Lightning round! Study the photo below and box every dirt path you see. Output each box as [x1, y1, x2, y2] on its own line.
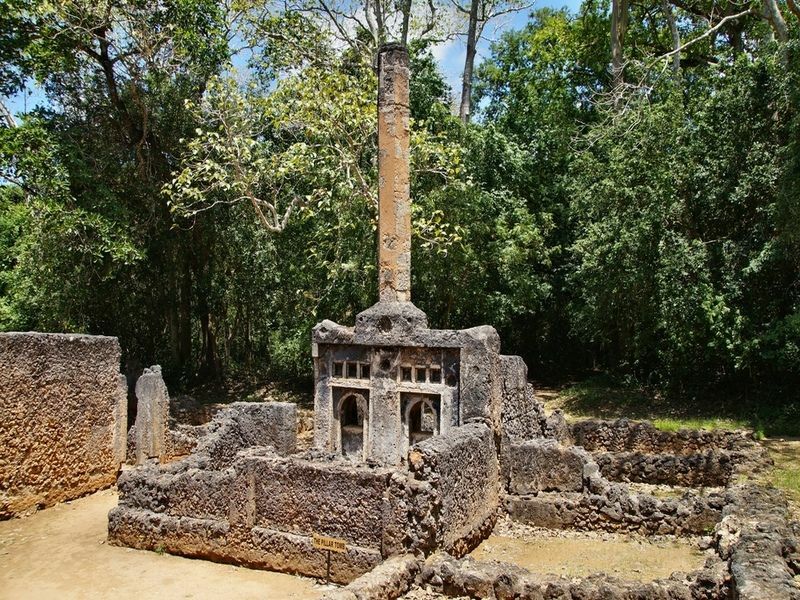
[0, 489, 325, 600]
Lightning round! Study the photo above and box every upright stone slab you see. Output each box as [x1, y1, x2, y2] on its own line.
[133, 365, 170, 464]
[0, 332, 127, 517]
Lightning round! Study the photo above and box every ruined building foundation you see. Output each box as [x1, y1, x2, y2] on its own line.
[0, 42, 787, 599]
[104, 44, 800, 599]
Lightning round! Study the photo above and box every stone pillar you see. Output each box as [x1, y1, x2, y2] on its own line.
[133, 365, 170, 464]
[377, 43, 411, 303]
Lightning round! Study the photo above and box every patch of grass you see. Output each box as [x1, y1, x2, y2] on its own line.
[652, 417, 749, 433]
[541, 374, 797, 437]
[552, 375, 653, 420]
[772, 467, 800, 496]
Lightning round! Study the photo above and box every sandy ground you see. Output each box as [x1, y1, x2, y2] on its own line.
[0, 489, 326, 600]
[471, 534, 706, 580]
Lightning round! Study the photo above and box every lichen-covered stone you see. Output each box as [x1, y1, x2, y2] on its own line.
[0, 332, 126, 518]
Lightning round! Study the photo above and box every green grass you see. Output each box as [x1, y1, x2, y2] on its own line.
[772, 467, 800, 496]
[542, 374, 800, 437]
[652, 417, 750, 433]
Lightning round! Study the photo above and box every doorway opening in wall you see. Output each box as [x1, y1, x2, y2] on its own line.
[402, 393, 441, 448]
[337, 392, 368, 459]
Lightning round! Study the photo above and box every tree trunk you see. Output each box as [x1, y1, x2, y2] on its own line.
[401, 0, 412, 45]
[762, 0, 789, 41]
[459, 0, 480, 123]
[787, 0, 800, 20]
[610, 0, 629, 93]
[662, 0, 681, 73]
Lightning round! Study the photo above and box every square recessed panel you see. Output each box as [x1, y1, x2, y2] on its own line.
[415, 367, 427, 383]
[360, 363, 370, 379]
[429, 367, 441, 383]
[333, 362, 344, 378]
[347, 362, 359, 378]
[401, 366, 413, 382]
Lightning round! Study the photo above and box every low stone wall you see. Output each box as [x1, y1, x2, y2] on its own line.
[321, 554, 421, 600]
[715, 484, 800, 599]
[408, 421, 500, 555]
[417, 552, 731, 600]
[196, 402, 297, 468]
[506, 439, 592, 494]
[571, 418, 756, 454]
[110, 402, 398, 583]
[502, 439, 723, 535]
[505, 487, 723, 536]
[594, 449, 733, 487]
[0, 332, 127, 518]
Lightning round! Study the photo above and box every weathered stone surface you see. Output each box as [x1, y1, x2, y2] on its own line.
[594, 449, 733, 487]
[499, 355, 545, 442]
[0, 332, 126, 518]
[716, 484, 800, 600]
[133, 365, 170, 464]
[544, 410, 573, 445]
[418, 552, 730, 600]
[325, 554, 421, 600]
[377, 43, 411, 303]
[572, 418, 758, 455]
[196, 401, 297, 468]
[504, 483, 723, 536]
[507, 439, 590, 493]
[408, 421, 500, 554]
[245, 452, 394, 548]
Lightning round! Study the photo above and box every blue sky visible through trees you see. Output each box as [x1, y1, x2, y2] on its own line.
[3, 0, 582, 119]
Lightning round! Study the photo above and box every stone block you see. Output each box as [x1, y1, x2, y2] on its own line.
[507, 439, 589, 493]
[0, 332, 126, 517]
[409, 422, 500, 552]
[133, 365, 170, 464]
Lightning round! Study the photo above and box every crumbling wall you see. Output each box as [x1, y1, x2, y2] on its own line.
[716, 484, 800, 600]
[417, 552, 731, 600]
[502, 438, 724, 535]
[196, 402, 297, 468]
[0, 332, 126, 518]
[569, 418, 769, 488]
[572, 418, 756, 454]
[408, 421, 500, 555]
[110, 402, 399, 583]
[498, 356, 544, 442]
[594, 449, 733, 487]
[506, 439, 592, 494]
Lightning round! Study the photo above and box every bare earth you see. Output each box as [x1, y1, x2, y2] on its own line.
[471, 521, 707, 581]
[0, 489, 324, 600]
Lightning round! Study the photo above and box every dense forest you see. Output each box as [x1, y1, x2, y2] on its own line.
[0, 0, 798, 419]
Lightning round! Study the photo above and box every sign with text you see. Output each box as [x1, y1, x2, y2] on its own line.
[312, 533, 347, 554]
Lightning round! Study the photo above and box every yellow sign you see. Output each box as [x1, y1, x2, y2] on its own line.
[312, 533, 347, 554]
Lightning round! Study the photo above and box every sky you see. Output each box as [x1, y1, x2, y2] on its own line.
[3, 0, 582, 119]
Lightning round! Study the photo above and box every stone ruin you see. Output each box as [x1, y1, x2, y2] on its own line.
[0, 43, 798, 600]
[104, 44, 800, 599]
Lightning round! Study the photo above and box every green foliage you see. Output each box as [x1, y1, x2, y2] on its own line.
[0, 0, 797, 421]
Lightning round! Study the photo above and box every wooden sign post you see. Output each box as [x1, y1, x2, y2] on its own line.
[312, 533, 347, 584]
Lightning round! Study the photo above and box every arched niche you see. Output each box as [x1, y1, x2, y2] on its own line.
[336, 392, 369, 460]
[402, 393, 440, 452]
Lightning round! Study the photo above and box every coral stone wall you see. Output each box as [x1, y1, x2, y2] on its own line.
[0, 332, 127, 518]
[408, 421, 500, 554]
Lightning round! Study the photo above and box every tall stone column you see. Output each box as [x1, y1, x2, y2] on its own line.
[377, 43, 411, 303]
